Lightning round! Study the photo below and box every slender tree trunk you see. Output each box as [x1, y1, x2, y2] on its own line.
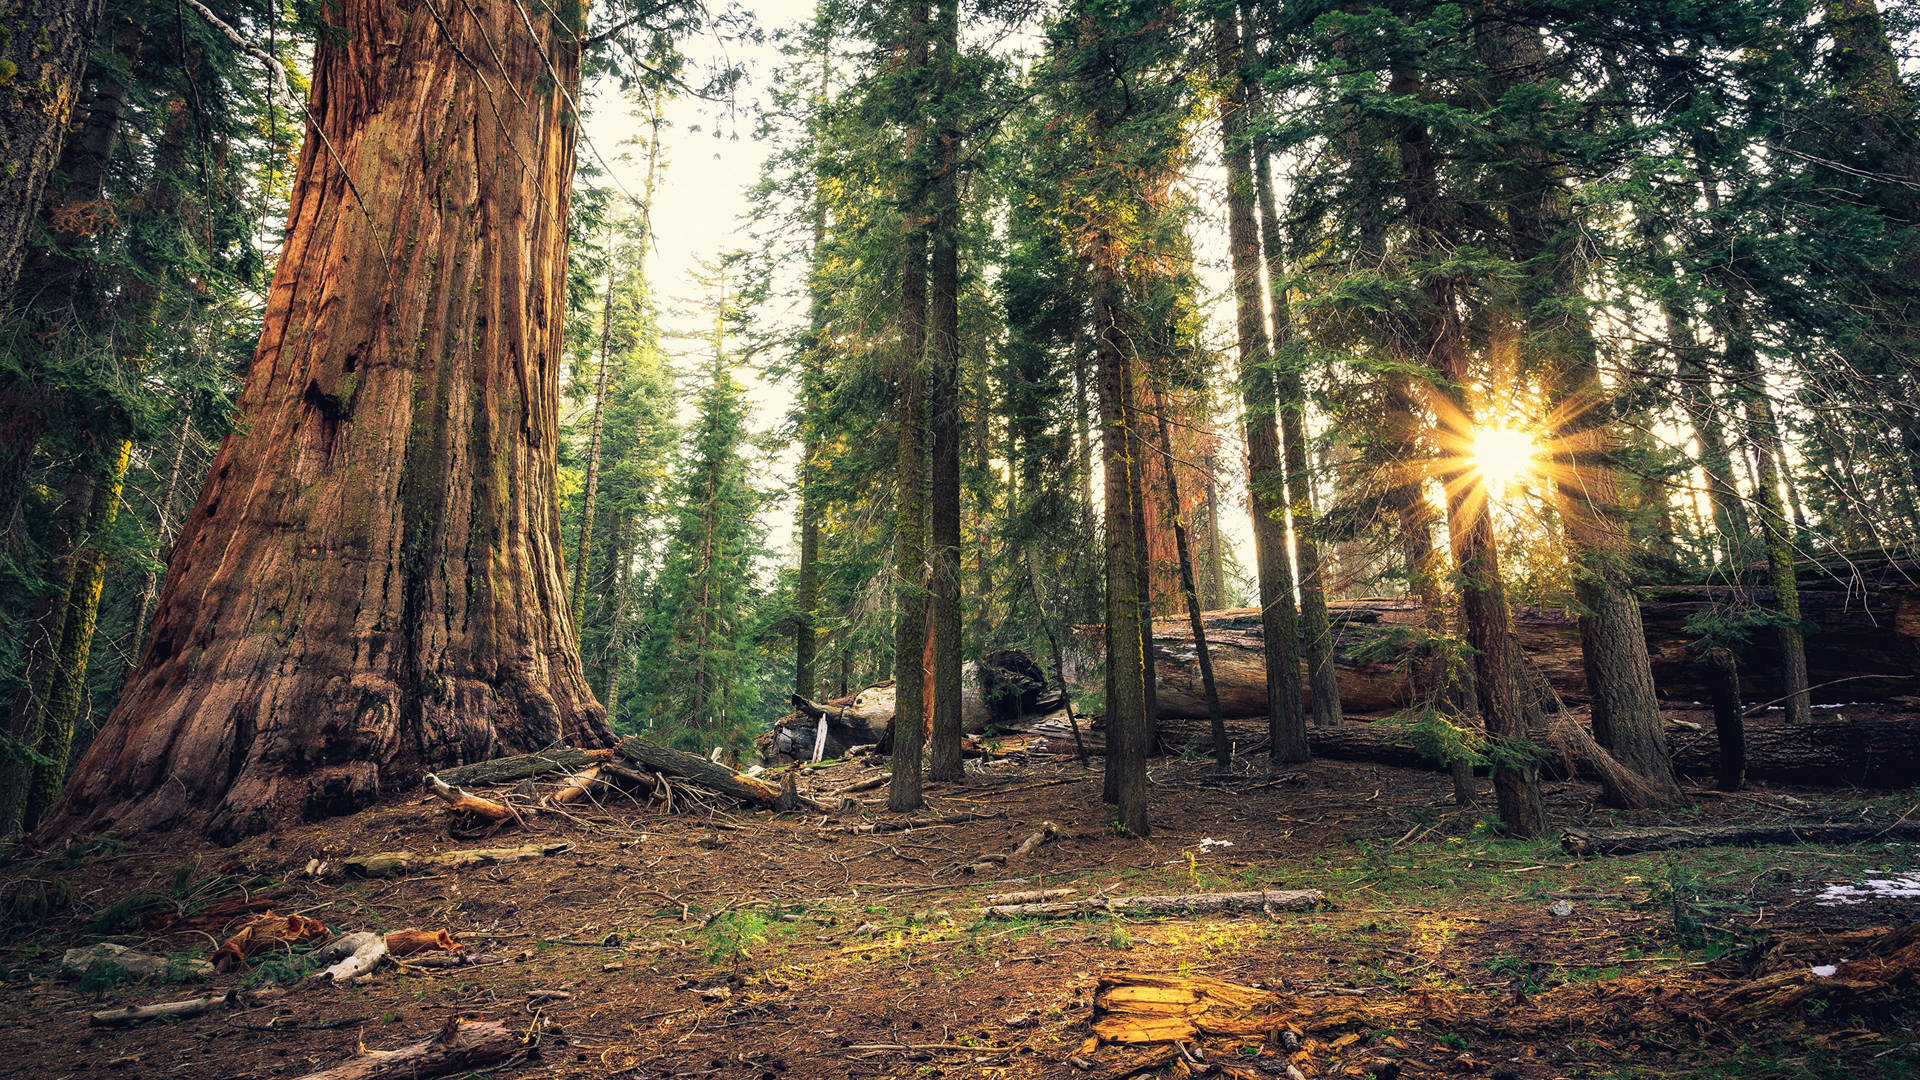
[888, 0, 932, 814]
[1092, 283, 1150, 834]
[1394, 66, 1544, 838]
[1152, 383, 1227, 771]
[795, 34, 832, 704]
[1122, 348, 1158, 737]
[1665, 298, 1750, 568]
[1215, 10, 1306, 765]
[572, 243, 617, 622]
[42, 0, 610, 842]
[1252, 126, 1340, 729]
[925, 0, 964, 784]
[21, 439, 131, 830]
[1701, 176, 1812, 725]
[0, 0, 103, 308]
[133, 418, 195, 656]
[0, 467, 93, 835]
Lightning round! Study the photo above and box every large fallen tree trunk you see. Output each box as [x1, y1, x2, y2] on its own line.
[1563, 820, 1920, 856]
[296, 1018, 519, 1080]
[1122, 575, 1920, 717]
[1147, 708, 1920, 788]
[615, 736, 789, 808]
[762, 649, 1063, 762]
[434, 748, 612, 787]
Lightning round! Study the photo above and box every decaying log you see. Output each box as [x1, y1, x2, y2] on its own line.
[615, 736, 791, 808]
[968, 821, 1059, 874]
[1127, 577, 1920, 718]
[1562, 820, 1920, 856]
[547, 766, 606, 805]
[294, 1018, 519, 1080]
[765, 650, 1059, 762]
[343, 843, 570, 879]
[1147, 709, 1920, 788]
[982, 888, 1078, 906]
[423, 775, 518, 823]
[311, 931, 388, 983]
[434, 748, 612, 788]
[840, 810, 999, 835]
[983, 889, 1326, 919]
[90, 988, 285, 1026]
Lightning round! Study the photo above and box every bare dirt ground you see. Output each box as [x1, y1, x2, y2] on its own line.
[4, 737, 1919, 1080]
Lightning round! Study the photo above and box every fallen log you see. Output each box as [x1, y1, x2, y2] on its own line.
[343, 843, 570, 879]
[615, 735, 789, 808]
[90, 988, 285, 1027]
[982, 888, 1077, 906]
[1122, 576, 1920, 719]
[1562, 820, 1920, 856]
[423, 775, 519, 823]
[434, 748, 612, 788]
[983, 889, 1326, 919]
[763, 650, 1058, 762]
[1145, 709, 1920, 788]
[295, 1018, 519, 1080]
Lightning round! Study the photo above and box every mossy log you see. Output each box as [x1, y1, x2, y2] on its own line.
[435, 748, 612, 787]
[1562, 820, 1920, 856]
[615, 736, 786, 807]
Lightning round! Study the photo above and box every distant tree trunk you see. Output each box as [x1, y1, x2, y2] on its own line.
[0, 467, 93, 835]
[1701, 175, 1811, 726]
[1092, 278, 1150, 834]
[1664, 296, 1750, 568]
[21, 439, 130, 830]
[0, 0, 103, 308]
[1252, 126, 1340, 729]
[1151, 382, 1227, 771]
[1122, 344, 1158, 736]
[133, 418, 195, 656]
[1698, 645, 1745, 791]
[1216, 9, 1306, 765]
[0, 59, 127, 546]
[1394, 65, 1544, 838]
[572, 245, 617, 623]
[888, 0, 932, 814]
[795, 34, 832, 704]
[926, 0, 964, 784]
[41, 0, 610, 842]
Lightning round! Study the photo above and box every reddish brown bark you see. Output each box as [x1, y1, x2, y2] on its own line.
[43, 0, 608, 842]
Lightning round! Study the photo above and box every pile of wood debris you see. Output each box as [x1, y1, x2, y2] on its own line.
[1072, 924, 1920, 1078]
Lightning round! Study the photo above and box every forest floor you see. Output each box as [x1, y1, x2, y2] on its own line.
[3, 726, 1920, 1080]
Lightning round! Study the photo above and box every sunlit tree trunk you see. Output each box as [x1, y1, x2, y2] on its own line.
[42, 0, 609, 842]
[1252, 129, 1341, 729]
[1216, 9, 1306, 765]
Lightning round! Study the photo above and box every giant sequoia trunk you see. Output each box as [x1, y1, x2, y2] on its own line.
[42, 0, 609, 842]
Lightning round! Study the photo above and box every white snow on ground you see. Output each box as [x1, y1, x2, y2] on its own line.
[1816, 873, 1920, 905]
[1811, 964, 1840, 977]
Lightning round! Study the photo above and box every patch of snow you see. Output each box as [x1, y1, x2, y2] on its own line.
[1811, 964, 1839, 977]
[1197, 837, 1234, 853]
[1816, 873, 1920, 905]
